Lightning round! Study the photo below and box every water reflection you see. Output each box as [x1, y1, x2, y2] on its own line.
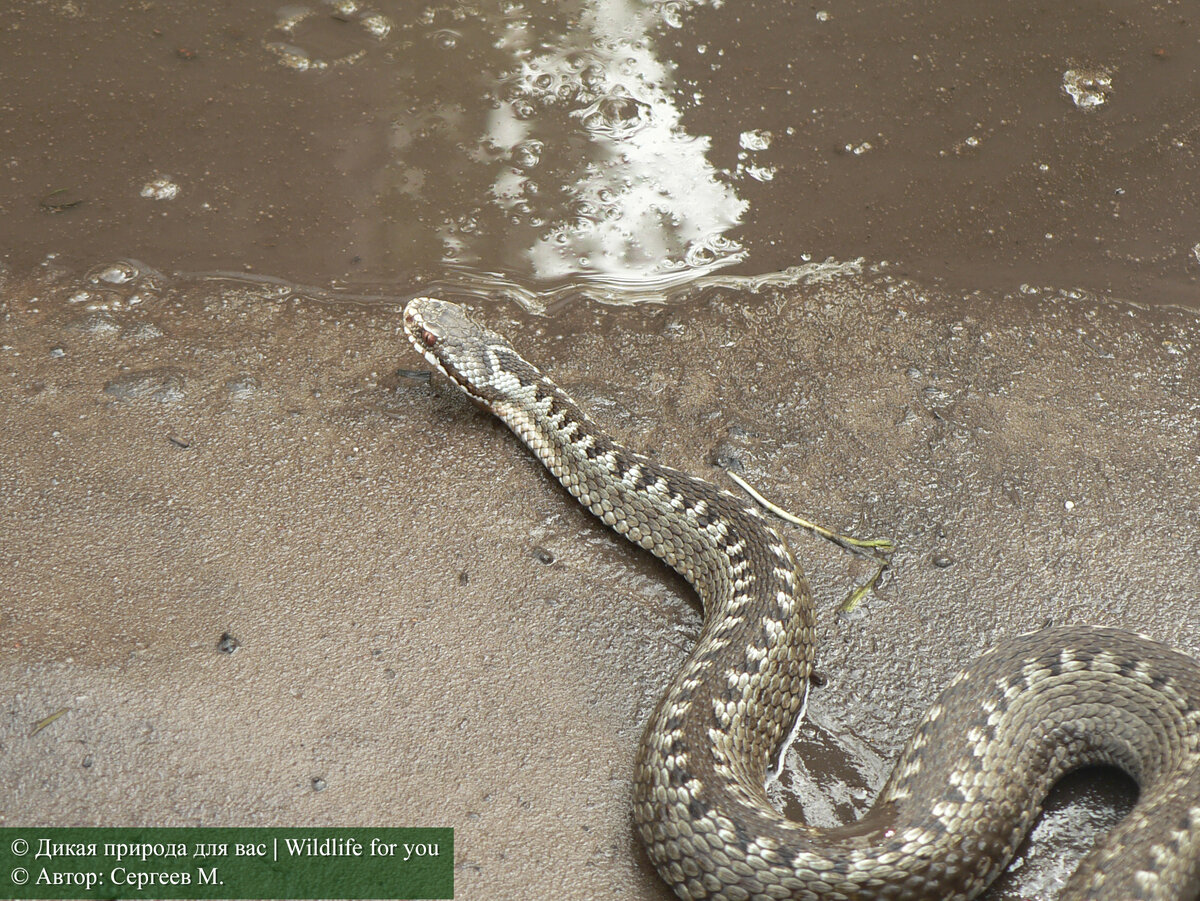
[387, 0, 746, 291]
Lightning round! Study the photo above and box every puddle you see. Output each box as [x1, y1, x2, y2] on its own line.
[1, 0, 1197, 307]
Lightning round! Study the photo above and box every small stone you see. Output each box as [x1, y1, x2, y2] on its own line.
[311, 777, 327, 792]
[932, 555, 954, 569]
[217, 632, 240, 654]
[532, 546, 555, 565]
[49, 346, 65, 358]
[711, 443, 745, 473]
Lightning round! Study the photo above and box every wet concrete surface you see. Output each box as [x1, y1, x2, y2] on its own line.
[2, 266, 1198, 898]
[2, 0, 1200, 897]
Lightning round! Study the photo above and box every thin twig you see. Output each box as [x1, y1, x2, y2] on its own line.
[30, 708, 69, 737]
[726, 471, 895, 554]
[725, 470, 895, 613]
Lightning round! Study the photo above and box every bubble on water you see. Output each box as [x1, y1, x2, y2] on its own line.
[264, 41, 327, 70]
[431, 28, 460, 49]
[140, 175, 180, 200]
[511, 139, 544, 169]
[270, 4, 391, 66]
[744, 164, 776, 182]
[660, 2, 684, 28]
[581, 62, 607, 90]
[739, 129, 772, 151]
[92, 262, 139, 285]
[685, 234, 742, 268]
[1062, 67, 1113, 110]
[361, 14, 391, 38]
[275, 6, 312, 34]
[580, 93, 652, 138]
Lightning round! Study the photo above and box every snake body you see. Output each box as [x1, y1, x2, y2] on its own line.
[403, 297, 1200, 900]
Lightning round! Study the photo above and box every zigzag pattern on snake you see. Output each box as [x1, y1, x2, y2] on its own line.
[403, 296, 1200, 900]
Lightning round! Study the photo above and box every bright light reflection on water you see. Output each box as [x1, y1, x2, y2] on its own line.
[407, 0, 748, 291]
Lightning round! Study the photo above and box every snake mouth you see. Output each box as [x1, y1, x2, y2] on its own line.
[402, 303, 447, 370]
[402, 299, 487, 402]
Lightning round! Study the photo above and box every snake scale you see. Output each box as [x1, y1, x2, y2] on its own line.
[403, 297, 1200, 900]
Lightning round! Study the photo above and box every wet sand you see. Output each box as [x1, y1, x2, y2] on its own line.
[3, 0, 1199, 896]
[2, 267, 1197, 898]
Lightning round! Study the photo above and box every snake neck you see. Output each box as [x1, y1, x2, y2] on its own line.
[488, 371, 818, 793]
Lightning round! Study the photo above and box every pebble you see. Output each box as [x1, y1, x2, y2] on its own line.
[710, 443, 745, 473]
[217, 632, 240, 654]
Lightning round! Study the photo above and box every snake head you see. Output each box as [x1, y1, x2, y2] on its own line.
[403, 297, 528, 406]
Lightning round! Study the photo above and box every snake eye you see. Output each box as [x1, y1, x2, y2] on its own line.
[421, 328, 438, 348]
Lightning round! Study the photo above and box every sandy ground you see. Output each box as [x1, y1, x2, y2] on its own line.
[2, 265, 1197, 898]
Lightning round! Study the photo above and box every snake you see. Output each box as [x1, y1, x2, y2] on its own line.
[402, 297, 1200, 900]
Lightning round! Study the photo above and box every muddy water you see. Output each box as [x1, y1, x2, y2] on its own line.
[2, 0, 1198, 304]
[2, 1, 1199, 900]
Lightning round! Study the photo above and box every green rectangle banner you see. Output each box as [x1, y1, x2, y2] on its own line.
[0, 828, 453, 899]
